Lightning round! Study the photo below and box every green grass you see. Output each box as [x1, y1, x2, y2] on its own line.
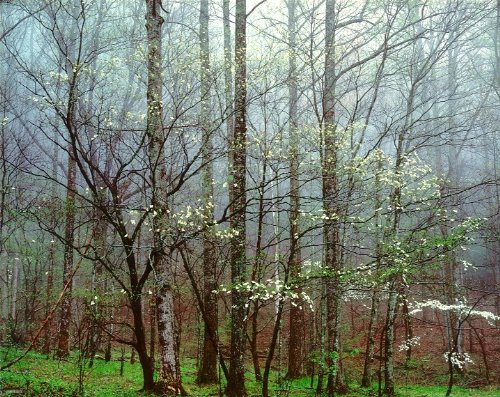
[0, 347, 498, 396]
[394, 385, 499, 397]
[0, 347, 144, 396]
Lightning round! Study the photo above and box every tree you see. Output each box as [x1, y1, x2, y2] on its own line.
[286, 0, 306, 380]
[144, 0, 184, 394]
[197, 0, 218, 385]
[54, 0, 81, 359]
[227, 0, 248, 395]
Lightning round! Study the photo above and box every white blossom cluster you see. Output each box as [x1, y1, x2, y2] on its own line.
[89, 295, 99, 306]
[409, 299, 500, 325]
[443, 352, 473, 369]
[398, 336, 421, 351]
[215, 278, 314, 312]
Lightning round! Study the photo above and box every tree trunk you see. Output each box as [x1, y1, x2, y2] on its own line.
[361, 290, 380, 387]
[362, 155, 383, 387]
[223, 0, 234, 181]
[383, 286, 398, 397]
[56, 142, 76, 358]
[323, 0, 346, 394]
[55, 0, 80, 360]
[145, 1, 183, 394]
[286, 0, 305, 379]
[226, 1, 248, 396]
[88, 201, 107, 368]
[262, 297, 286, 397]
[130, 293, 155, 391]
[495, 0, 500, 91]
[43, 134, 58, 355]
[197, 0, 218, 384]
[247, 157, 268, 383]
[156, 263, 183, 395]
[149, 287, 156, 369]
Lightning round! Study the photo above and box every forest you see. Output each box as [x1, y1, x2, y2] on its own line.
[0, 0, 499, 396]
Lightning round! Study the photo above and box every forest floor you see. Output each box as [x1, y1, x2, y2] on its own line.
[0, 347, 498, 396]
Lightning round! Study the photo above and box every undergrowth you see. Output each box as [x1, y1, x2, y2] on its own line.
[0, 347, 497, 396]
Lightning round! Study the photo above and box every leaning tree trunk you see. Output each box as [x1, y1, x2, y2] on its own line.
[128, 280, 155, 391]
[145, 0, 183, 394]
[226, 0, 248, 396]
[197, 0, 218, 384]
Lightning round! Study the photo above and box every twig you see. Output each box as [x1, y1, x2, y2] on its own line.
[0, 235, 93, 371]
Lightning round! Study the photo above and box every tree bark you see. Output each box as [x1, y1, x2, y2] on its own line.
[197, 0, 218, 384]
[286, 0, 305, 380]
[226, 0, 248, 396]
[55, 0, 81, 358]
[223, 0, 234, 182]
[361, 290, 380, 387]
[145, 0, 183, 394]
[362, 156, 383, 387]
[129, 289, 155, 391]
[248, 159, 267, 383]
[56, 134, 77, 359]
[43, 134, 58, 355]
[323, 0, 346, 394]
[383, 287, 398, 397]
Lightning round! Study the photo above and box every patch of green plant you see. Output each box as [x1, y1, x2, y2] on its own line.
[0, 347, 497, 396]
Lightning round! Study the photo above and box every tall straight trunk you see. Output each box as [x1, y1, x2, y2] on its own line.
[323, 0, 345, 394]
[56, 143, 76, 358]
[104, 283, 114, 362]
[383, 287, 398, 397]
[442, 33, 464, 375]
[155, 253, 183, 394]
[224, 0, 234, 211]
[495, 0, 500, 91]
[10, 259, 18, 327]
[315, 283, 327, 395]
[226, 1, 248, 396]
[43, 246, 55, 353]
[286, 0, 305, 380]
[197, 0, 218, 384]
[0, 128, 7, 340]
[88, 202, 107, 367]
[145, 1, 183, 394]
[149, 286, 156, 368]
[361, 154, 383, 387]
[383, 117, 407, 396]
[361, 289, 380, 387]
[55, 0, 81, 359]
[43, 134, 58, 355]
[262, 192, 286, 397]
[223, 0, 234, 177]
[401, 293, 413, 365]
[248, 159, 267, 383]
[86, 23, 106, 367]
